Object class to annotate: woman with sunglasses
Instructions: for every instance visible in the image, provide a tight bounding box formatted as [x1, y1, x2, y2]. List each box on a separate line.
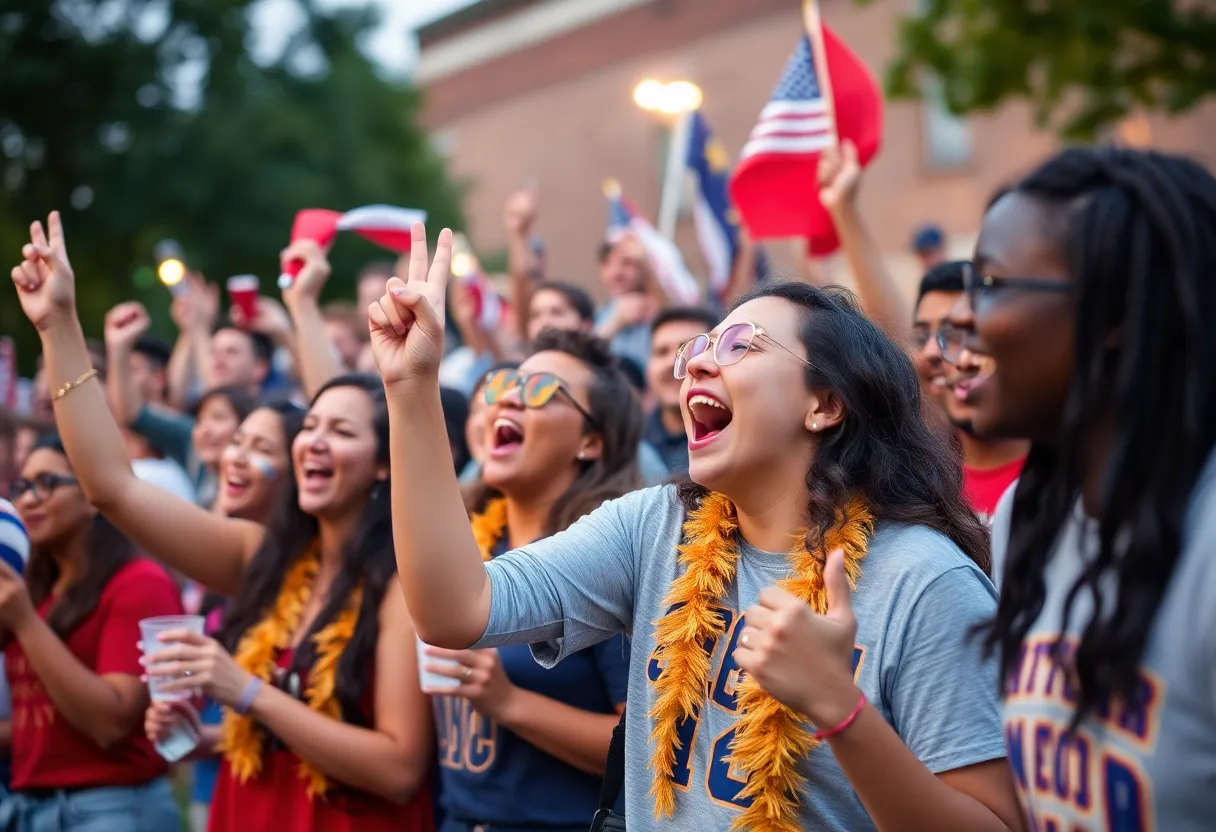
[424, 328, 638, 832]
[1, 434, 183, 830]
[949, 147, 1216, 829]
[374, 224, 1020, 831]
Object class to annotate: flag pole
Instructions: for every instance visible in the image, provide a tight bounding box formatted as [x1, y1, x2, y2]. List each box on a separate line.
[657, 110, 693, 241]
[803, 0, 839, 146]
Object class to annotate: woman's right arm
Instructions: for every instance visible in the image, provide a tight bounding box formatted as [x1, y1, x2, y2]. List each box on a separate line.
[11, 213, 260, 595]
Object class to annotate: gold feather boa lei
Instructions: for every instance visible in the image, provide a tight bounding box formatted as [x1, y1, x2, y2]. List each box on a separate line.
[219, 543, 363, 800]
[470, 497, 509, 561]
[649, 492, 874, 832]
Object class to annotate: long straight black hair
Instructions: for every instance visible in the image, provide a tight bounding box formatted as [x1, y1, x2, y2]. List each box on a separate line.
[676, 282, 989, 570]
[25, 434, 136, 639]
[984, 147, 1216, 725]
[215, 375, 395, 726]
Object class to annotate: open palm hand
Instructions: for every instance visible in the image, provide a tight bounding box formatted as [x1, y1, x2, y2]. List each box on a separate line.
[9, 211, 76, 331]
[368, 222, 453, 390]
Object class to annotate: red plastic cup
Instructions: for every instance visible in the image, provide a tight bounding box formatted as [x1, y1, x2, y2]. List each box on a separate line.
[226, 275, 260, 327]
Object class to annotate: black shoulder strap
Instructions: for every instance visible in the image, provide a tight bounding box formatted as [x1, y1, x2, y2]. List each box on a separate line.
[599, 707, 627, 810]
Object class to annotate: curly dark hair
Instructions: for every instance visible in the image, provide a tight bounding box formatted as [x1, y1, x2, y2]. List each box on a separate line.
[983, 146, 1216, 728]
[675, 281, 989, 571]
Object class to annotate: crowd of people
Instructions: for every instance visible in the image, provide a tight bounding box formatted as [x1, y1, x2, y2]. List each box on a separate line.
[0, 141, 1213, 832]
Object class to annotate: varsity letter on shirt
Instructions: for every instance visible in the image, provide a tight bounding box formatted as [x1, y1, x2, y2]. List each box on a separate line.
[994, 452, 1216, 831]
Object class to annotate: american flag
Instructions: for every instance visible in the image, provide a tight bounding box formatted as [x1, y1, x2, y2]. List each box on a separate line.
[739, 34, 834, 162]
[729, 0, 883, 255]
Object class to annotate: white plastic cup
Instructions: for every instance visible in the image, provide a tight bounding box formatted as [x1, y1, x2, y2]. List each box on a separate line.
[416, 635, 461, 691]
[140, 615, 205, 703]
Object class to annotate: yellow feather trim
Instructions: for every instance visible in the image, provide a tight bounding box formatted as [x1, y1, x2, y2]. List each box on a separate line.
[648, 493, 873, 831]
[218, 543, 364, 800]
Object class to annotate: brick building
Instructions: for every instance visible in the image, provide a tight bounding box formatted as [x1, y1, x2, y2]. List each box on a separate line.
[415, 0, 1216, 299]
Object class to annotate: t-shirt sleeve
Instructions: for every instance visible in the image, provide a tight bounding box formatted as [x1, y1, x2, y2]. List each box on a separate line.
[989, 481, 1017, 593]
[95, 562, 185, 677]
[592, 634, 631, 707]
[476, 490, 642, 666]
[886, 565, 1006, 774]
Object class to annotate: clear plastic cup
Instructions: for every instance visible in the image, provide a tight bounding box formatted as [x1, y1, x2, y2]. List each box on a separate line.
[416, 635, 461, 691]
[140, 615, 205, 703]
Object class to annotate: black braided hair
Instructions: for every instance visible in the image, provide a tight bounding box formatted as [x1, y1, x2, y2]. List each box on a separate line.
[985, 147, 1216, 727]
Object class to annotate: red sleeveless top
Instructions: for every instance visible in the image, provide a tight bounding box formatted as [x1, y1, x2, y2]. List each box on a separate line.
[206, 647, 434, 832]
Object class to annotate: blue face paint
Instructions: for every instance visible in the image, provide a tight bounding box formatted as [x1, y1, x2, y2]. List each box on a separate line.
[251, 456, 277, 481]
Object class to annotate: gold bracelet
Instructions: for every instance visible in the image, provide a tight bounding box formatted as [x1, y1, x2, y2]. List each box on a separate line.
[54, 368, 99, 400]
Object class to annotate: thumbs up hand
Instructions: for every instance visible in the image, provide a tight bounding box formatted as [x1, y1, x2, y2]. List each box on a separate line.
[734, 549, 863, 728]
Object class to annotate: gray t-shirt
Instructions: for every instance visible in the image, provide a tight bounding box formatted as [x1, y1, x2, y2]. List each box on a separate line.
[477, 485, 1006, 830]
[993, 452, 1216, 830]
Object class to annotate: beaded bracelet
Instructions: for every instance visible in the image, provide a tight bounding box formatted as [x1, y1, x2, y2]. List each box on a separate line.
[812, 691, 867, 741]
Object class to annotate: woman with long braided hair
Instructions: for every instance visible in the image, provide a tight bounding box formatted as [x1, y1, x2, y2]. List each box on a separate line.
[948, 145, 1216, 829]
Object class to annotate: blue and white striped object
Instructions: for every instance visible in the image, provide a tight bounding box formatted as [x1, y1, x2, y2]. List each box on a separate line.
[0, 499, 29, 574]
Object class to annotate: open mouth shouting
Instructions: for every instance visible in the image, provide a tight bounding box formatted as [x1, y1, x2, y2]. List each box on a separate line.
[300, 460, 334, 492]
[686, 389, 733, 450]
[490, 416, 525, 458]
[224, 471, 251, 498]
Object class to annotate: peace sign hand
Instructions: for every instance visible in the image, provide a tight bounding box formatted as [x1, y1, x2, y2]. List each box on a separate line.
[10, 211, 77, 331]
[368, 222, 453, 390]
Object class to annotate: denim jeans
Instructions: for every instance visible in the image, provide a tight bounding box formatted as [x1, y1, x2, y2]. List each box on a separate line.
[0, 777, 180, 832]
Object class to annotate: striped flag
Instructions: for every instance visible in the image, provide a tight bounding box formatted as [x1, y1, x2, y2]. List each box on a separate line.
[730, 0, 883, 255]
[603, 180, 700, 305]
[279, 205, 428, 289]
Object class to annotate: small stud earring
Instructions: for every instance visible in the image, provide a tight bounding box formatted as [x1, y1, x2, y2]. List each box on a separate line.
[577, 452, 587, 461]
[811, 422, 818, 431]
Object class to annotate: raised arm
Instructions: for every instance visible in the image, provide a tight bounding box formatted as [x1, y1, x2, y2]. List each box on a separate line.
[368, 223, 492, 648]
[280, 239, 345, 399]
[504, 186, 540, 344]
[9, 212, 261, 595]
[818, 141, 913, 344]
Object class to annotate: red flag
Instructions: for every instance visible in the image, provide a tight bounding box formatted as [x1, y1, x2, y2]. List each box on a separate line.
[278, 205, 427, 289]
[729, 0, 883, 255]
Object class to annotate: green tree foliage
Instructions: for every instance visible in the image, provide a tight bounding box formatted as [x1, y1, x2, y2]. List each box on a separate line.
[0, 0, 463, 373]
[880, 0, 1216, 139]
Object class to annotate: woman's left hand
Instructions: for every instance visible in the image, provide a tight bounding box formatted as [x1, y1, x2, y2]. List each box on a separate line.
[734, 550, 864, 728]
[422, 647, 518, 723]
[143, 629, 253, 707]
[0, 561, 36, 633]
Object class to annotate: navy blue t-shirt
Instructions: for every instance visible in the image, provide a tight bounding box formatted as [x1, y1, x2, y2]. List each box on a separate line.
[435, 633, 629, 828]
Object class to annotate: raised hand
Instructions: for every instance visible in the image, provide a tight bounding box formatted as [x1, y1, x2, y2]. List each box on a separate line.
[105, 301, 152, 353]
[280, 238, 332, 303]
[817, 139, 862, 213]
[9, 211, 76, 331]
[368, 222, 453, 390]
[733, 549, 863, 727]
[504, 185, 539, 238]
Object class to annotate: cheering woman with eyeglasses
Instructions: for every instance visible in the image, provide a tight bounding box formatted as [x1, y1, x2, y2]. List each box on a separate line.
[422, 328, 636, 832]
[374, 224, 1022, 832]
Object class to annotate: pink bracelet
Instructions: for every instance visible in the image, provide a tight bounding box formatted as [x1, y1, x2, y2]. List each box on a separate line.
[812, 691, 867, 741]
[235, 677, 264, 716]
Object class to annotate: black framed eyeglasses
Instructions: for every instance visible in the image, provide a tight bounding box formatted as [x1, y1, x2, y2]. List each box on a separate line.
[481, 368, 598, 428]
[674, 321, 812, 380]
[10, 473, 79, 502]
[963, 262, 1072, 310]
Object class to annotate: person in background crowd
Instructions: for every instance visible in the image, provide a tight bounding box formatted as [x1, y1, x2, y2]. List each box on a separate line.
[321, 303, 364, 371]
[374, 225, 1019, 831]
[525, 281, 595, 343]
[593, 234, 661, 372]
[0, 410, 15, 499]
[206, 324, 272, 398]
[644, 307, 719, 476]
[951, 146, 1216, 829]
[439, 388, 471, 482]
[911, 223, 947, 272]
[3, 434, 183, 829]
[427, 329, 634, 832]
[10, 213, 436, 832]
[9, 415, 53, 485]
[912, 264, 1027, 521]
[356, 260, 397, 336]
[166, 400, 306, 832]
